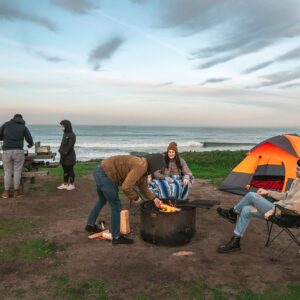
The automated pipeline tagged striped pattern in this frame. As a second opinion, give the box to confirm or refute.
[148,175,190,200]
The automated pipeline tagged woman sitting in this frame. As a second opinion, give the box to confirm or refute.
[148,142,193,200]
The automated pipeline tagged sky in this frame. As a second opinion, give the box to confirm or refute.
[0,0,300,127]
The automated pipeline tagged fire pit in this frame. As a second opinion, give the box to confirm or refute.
[140,200,196,246]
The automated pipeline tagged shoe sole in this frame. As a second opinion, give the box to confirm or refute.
[217,247,241,253]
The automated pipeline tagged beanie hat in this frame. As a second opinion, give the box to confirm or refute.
[167,142,178,153]
[146,154,166,174]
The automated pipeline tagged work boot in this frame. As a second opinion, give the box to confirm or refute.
[217,207,238,224]
[14,189,24,198]
[218,236,241,253]
[85,224,102,233]
[1,190,9,199]
[112,235,134,245]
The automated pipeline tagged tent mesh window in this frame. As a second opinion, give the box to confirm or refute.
[250,175,284,191]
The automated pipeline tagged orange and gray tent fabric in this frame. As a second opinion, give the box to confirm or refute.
[219,134,300,195]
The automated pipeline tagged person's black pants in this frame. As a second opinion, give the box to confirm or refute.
[62,164,75,184]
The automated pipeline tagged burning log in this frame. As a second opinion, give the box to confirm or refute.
[160,203,181,213]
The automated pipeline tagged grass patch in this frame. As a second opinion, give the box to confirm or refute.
[41,161,98,177]
[0,219,34,237]
[133,293,151,300]
[27,180,59,196]
[0,239,59,262]
[182,280,300,300]
[181,150,247,185]
[15,289,26,299]
[54,275,108,300]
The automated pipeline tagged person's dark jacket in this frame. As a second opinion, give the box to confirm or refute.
[0,116,33,150]
[59,120,76,165]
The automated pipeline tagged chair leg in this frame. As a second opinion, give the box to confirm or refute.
[265,225,300,261]
[283,228,300,247]
[265,221,272,247]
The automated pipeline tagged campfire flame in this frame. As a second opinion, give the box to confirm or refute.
[160,203,181,213]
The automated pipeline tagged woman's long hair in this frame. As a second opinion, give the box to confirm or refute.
[165,151,182,171]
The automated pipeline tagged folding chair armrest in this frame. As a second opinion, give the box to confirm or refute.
[274,204,300,216]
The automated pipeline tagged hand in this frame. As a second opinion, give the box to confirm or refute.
[257,188,268,196]
[153,198,163,208]
[264,208,275,219]
[166,177,174,184]
[183,178,189,185]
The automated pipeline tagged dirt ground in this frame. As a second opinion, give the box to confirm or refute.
[0,176,299,299]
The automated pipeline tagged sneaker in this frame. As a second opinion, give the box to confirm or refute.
[112,235,134,245]
[66,184,75,191]
[218,236,241,253]
[1,190,9,199]
[14,189,24,198]
[85,224,102,233]
[217,207,238,224]
[57,183,68,190]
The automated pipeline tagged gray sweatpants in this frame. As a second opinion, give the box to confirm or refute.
[2,149,25,190]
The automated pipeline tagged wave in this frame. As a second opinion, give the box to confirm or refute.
[202,142,256,147]
[45,141,204,149]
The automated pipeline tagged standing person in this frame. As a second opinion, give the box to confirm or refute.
[0,114,34,198]
[149,142,193,200]
[85,154,166,245]
[217,159,300,253]
[57,120,76,191]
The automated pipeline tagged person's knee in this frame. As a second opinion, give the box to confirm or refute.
[246,192,256,198]
[240,206,253,218]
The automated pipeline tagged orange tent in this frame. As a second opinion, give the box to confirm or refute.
[219,134,300,195]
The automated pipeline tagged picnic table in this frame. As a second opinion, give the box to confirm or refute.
[0,151,57,184]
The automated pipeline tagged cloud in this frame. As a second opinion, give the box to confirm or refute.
[25,47,66,63]
[256,68,300,87]
[201,78,229,85]
[51,0,98,14]
[0,2,57,31]
[244,61,274,74]
[88,36,124,71]
[245,46,300,73]
[161,0,300,68]
[280,82,300,89]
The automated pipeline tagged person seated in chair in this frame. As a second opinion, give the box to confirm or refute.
[217,159,300,253]
[148,142,193,200]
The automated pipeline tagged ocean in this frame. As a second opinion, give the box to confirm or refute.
[10,125,299,162]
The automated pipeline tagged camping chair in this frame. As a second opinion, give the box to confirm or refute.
[265,204,300,261]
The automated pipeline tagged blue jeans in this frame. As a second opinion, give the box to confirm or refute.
[233,192,275,237]
[87,166,121,238]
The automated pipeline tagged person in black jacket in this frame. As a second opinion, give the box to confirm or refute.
[57,120,76,190]
[0,114,34,198]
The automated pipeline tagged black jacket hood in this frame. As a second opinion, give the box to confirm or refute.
[11,116,25,125]
[60,120,73,133]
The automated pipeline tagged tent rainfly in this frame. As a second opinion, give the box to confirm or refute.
[219,134,300,195]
